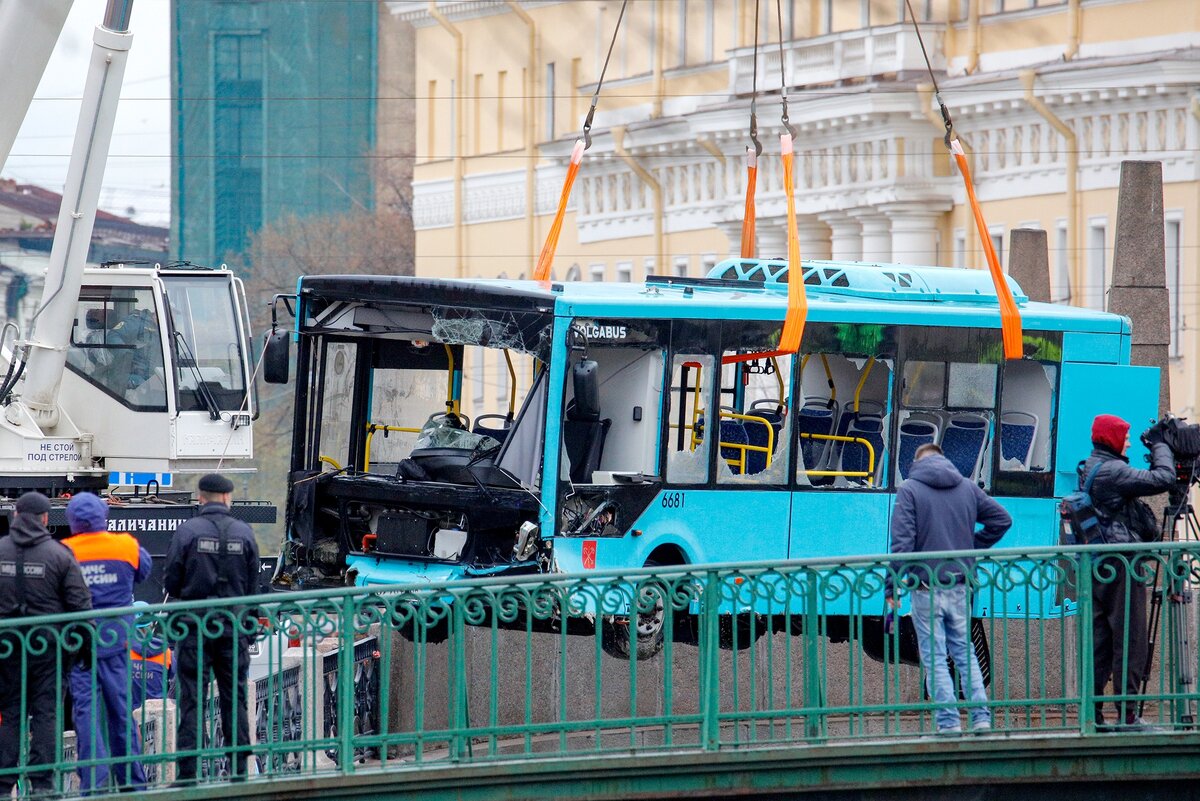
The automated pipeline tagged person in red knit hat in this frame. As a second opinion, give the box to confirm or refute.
[1078,413,1174,731]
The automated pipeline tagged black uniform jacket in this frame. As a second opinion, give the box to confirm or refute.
[162,503,260,601]
[0,513,92,617]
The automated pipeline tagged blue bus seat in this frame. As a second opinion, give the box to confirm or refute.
[840,415,885,485]
[942,413,990,481]
[742,416,774,474]
[719,418,749,474]
[1000,411,1038,469]
[897,420,939,481]
[832,400,885,466]
[797,402,837,472]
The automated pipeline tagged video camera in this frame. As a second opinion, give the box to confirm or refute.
[1143,414,1200,486]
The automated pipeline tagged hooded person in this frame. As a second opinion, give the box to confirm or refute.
[0,492,92,797]
[1077,413,1175,731]
[62,492,151,793]
[886,444,1012,735]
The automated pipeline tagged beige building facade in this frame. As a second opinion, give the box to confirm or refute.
[388,0,1200,416]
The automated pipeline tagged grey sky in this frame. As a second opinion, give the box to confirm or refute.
[2,0,170,226]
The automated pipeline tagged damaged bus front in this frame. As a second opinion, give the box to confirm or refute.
[269,276,560,590]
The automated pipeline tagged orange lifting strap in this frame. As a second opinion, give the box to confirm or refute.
[778,133,807,354]
[533,0,627,283]
[740,149,758,259]
[905,0,1022,359]
[532,139,584,282]
[952,139,1023,359]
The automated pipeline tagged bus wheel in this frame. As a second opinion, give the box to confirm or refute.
[601,560,667,661]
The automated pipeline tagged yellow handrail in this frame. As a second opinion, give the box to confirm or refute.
[852,359,875,413]
[503,349,517,416]
[770,356,785,409]
[319,455,343,471]
[798,432,876,485]
[444,344,460,416]
[363,423,421,472]
[717,411,775,475]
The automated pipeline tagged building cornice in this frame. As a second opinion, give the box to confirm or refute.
[386,1,564,27]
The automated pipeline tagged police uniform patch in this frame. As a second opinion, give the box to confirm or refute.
[197,538,220,554]
[0,560,46,578]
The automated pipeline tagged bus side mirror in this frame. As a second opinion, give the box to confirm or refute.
[571,359,600,421]
[263,330,290,384]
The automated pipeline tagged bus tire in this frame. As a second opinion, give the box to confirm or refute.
[601,559,667,661]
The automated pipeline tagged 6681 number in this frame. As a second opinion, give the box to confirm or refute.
[660,491,686,509]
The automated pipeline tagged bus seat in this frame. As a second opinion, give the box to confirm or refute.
[1000,411,1038,469]
[719,419,749,475]
[564,415,611,484]
[832,400,885,465]
[472,413,513,444]
[897,420,939,480]
[840,415,884,485]
[742,417,774,474]
[797,404,837,471]
[942,413,990,481]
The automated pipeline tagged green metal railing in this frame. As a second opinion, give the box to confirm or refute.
[0,541,1197,796]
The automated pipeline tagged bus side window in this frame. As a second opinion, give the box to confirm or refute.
[665,353,714,485]
[716,352,792,484]
[998,360,1057,476]
[797,353,891,489]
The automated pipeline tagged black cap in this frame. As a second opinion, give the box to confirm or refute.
[198,473,234,494]
[15,492,51,515]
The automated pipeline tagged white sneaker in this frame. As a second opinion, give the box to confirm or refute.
[971,719,993,734]
[936,725,963,736]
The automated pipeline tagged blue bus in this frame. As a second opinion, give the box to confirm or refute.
[266,258,1159,660]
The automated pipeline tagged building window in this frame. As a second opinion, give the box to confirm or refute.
[496,71,506,152]
[427,80,437,161]
[473,73,484,155]
[1086,219,1107,311]
[590,263,606,282]
[989,227,1005,272]
[1167,216,1183,357]
[1052,221,1071,304]
[213,33,264,259]
[822,0,833,34]
[704,0,715,62]
[674,257,690,277]
[677,0,688,66]
[861,0,871,27]
[702,254,717,276]
[565,264,582,282]
[644,257,656,277]
[616,262,633,282]
[545,62,556,141]
[954,229,966,269]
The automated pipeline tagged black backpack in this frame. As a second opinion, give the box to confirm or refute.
[1060,461,1106,545]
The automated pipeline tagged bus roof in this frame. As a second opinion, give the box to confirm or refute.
[300,258,1128,335]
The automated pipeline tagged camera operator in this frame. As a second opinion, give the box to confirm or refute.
[1079,414,1174,731]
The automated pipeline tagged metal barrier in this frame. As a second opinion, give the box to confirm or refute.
[0,541,1197,796]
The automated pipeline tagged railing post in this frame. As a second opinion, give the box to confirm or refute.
[804,567,825,742]
[1078,551,1095,734]
[700,570,720,751]
[338,595,356,774]
[450,595,468,761]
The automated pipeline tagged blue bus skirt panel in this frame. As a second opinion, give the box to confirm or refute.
[348,555,468,587]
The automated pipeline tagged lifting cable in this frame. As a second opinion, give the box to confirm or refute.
[776,0,807,354]
[906,0,1023,360]
[532,0,628,282]
[740,1,763,259]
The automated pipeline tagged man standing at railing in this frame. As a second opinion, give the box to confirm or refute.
[0,492,92,797]
[163,473,260,785]
[886,443,1012,735]
[62,492,151,793]
[1078,414,1174,732]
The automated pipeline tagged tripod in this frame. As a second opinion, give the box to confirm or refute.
[1139,476,1197,726]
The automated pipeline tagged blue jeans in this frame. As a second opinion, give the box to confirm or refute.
[911,586,990,731]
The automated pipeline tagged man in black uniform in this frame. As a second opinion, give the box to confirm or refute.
[1080,414,1175,731]
[0,492,92,796]
[163,474,260,784]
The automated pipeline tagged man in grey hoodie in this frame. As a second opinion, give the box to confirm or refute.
[0,492,92,796]
[886,443,1012,734]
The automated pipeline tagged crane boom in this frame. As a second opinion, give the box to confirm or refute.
[6,0,133,430]
[0,0,74,171]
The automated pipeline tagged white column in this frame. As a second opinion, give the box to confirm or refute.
[885,203,945,266]
[795,217,832,261]
[819,212,862,261]
[714,220,745,258]
[757,227,789,261]
[850,209,892,263]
